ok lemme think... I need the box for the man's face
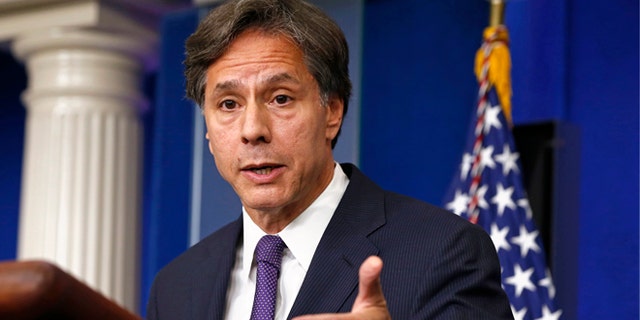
[202,29,343,228]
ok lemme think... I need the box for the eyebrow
[264,72,300,85]
[212,72,300,94]
[213,79,241,92]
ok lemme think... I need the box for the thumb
[291,256,390,320]
[351,256,387,313]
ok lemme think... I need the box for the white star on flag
[535,305,563,320]
[517,197,533,220]
[538,269,557,299]
[483,104,503,133]
[505,264,536,297]
[446,190,470,216]
[480,145,497,170]
[495,144,520,175]
[490,223,511,252]
[491,183,516,216]
[511,305,528,320]
[460,153,473,179]
[511,225,541,257]
[475,185,490,209]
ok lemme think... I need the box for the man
[147,0,513,319]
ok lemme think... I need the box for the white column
[11,26,152,312]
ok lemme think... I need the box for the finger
[352,256,385,312]
[292,257,389,320]
[292,313,350,320]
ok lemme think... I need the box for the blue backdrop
[0,51,25,262]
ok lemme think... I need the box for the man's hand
[292,256,391,320]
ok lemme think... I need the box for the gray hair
[184,0,352,148]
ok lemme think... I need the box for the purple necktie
[250,235,286,320]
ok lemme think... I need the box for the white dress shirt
[224,163,350,320]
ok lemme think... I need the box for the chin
[242,196,287,211]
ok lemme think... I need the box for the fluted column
[11,25,153,312]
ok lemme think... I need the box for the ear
[205,131,214,155]
[325,96,344,141]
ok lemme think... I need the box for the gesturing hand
[292,256,391,320]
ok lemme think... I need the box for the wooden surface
[0,260,141,320]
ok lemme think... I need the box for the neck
[246,162,337,234]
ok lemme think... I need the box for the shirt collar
[240,163,349,278]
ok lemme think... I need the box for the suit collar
[288,163,386,318]
[189,218,242,320]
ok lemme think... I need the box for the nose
[240,102,271,145]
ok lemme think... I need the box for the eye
[273,95,291,106]
[220,99,238,110]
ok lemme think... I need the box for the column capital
[0,0,181,70]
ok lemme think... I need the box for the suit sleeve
[415,222,514,320]
[146,275,159,320]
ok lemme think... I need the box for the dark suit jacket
[147,163,513,319]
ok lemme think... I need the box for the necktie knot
[255,235,286,266]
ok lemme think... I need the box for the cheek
[205,115,229,150]
[208,134,236,183]
[206,124,234,160]
[209,133,231,156]
[289,120,328,161]
[280,117,319,148]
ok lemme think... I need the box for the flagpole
[489,0,506,26]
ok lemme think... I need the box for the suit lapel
[189,218,242,320]
[288,164,386,318]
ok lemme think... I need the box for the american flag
[443,26,563,320]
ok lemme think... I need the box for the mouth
[243,164,284,175]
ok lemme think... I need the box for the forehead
[206,29,310,83]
